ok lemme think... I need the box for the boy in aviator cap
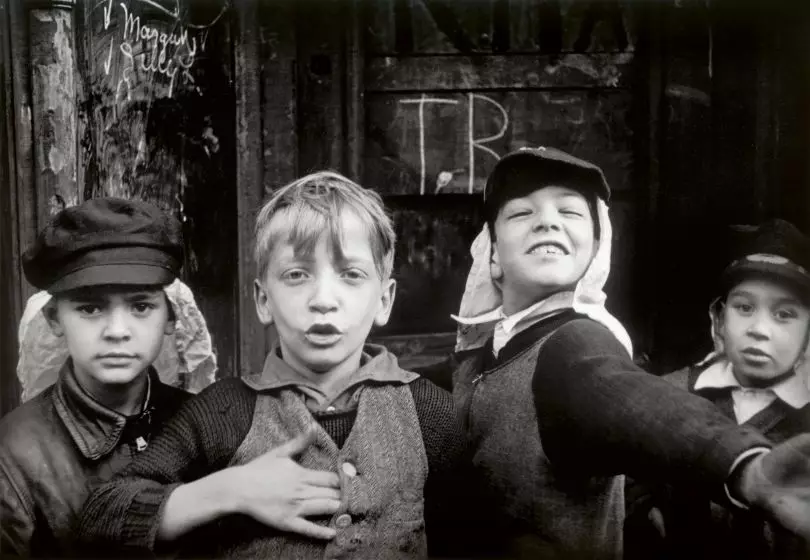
[446,147,810,559]
[629,219,810,559]
[0,198,199,557]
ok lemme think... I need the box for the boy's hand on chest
[230,429,342,540]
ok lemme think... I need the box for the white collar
[695,359,810,409]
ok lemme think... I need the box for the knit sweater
[444,310,773,559]
[78,374,469,558]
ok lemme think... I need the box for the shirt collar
[695,359,810,409]
[242,343,419,407]
[53,360,154,461]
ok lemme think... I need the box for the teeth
[531,245,564,256]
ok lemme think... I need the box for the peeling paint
[30,9,78,211]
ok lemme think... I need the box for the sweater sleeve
[531,318,771,493]
[78,378,256,554]
[410,377,480,558]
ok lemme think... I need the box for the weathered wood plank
[235,0,267,377]
[366,53,634,91]
[365,0,640,55]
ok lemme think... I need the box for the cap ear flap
[709,297,725,354]
[42,299,64,337]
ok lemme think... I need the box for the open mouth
[305,324,342,346]
[527,241,569,256]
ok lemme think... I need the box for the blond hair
[254,171,396,282]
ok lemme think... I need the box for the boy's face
[254,209,396,381]
[720,278,810,386]
[46,286,173,395]
[491,185,596,314]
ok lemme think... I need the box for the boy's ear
[163,320,176,336]
[253,279,274,325]
[373,278,397,327]
[42,300,64,337]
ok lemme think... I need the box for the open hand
[234,429,341,540]
[739,433,810,540]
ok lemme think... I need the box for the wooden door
[357,0,653,366]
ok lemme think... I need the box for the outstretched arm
[531,319,770,493]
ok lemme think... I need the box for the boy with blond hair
[79,171,466,558]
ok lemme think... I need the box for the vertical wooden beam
[296,0,345,173]
[28,0,78,221]
[0,0,23,416]
[8,0,35,312]
[345,0,364,180]
[234,0,267,377]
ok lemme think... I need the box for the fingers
[271,429,318,459]
[298,498,342,517]
[284,518,337,541]
[302,469,340,488]
[298,486,341,502]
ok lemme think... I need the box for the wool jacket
[628,364,810,560]
[447,310,772,559]
[0,362,189,557]
[78,345,469,559]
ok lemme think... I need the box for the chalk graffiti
[399,93,509,194]
[98,0,225,102]
[468,93,508,194]
[399,94,459,195]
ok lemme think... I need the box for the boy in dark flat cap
[440,146,810,559]
[628,219,810,560]
[0,198,192,557]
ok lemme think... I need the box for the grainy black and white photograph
[1,0,810,558]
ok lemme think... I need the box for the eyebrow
[728,290,803,306]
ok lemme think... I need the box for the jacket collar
[695,358,810,410]
[242,343,418,406]
[53,360,153,461]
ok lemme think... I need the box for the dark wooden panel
[379,195,484,336]
[365,0,639,55]
[366,53,634,91]
[77,0,239,377]
[295,0,346,174]
[364,90,634,195]
[0,0,22,416]
[233,0,266,377]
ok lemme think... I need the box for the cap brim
[487,151,611,203]
[722,261,810,297]
[47,264,176,293]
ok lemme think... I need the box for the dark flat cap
[23,198,183,293]
[484,146,611,219]
[721,219,810,297]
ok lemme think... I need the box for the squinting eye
[508,210,531,219]
[560,209,584,217]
